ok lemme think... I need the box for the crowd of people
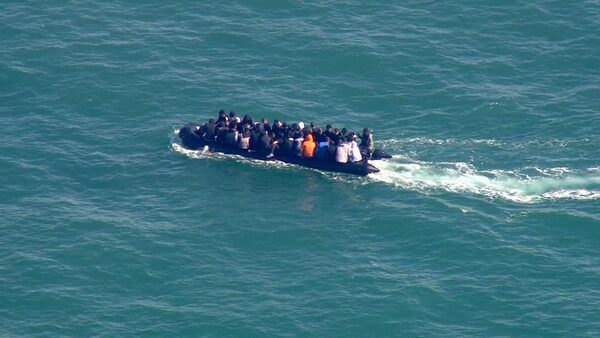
[195,110,375,164]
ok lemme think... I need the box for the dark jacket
[204,120,217,140]
[272,124,285,140]
[216,127,228,144]
[250,129,261,150]
[257,133,271,151]
[360,132,374,154]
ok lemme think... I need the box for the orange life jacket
[301,134,316,158]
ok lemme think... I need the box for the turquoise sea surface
[2,1,600,336]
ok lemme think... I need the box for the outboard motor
[372,148,392,160]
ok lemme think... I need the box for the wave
[369,156,600,203]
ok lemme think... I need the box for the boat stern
[366,163,380,174]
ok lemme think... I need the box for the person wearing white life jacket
[335,138,351,164]
[349,133,363,163]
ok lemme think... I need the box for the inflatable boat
[178,124,391,176]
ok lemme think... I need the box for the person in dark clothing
[283,128,294,156]
[265,120,284,157]
[250,126,261,150]
[280,122,289,139]
[216,123,229,144]
[194,124,204,137]
[327,137,337,161]
[229,111,237,123]
[324,126,335,141]
[204,118,217,141]
[216,110,227,125]
[215,121,228,144]
[272,120,285,140]
[261,118,272,135]
[331,128,341,145]
[340,128,348,140]
[215,112,228,129]
[291,124,304,156]
[225,122,239,147]
[314,128,324,143]
[240,115,253,131]
[359,128,375,159]
[257,126,271,152]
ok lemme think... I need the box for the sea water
[2,1,600,336]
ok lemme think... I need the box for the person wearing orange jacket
[301,133,316,158]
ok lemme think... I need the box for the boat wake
[369,156,600,203]
[171,143,297,171]
[171,131,600,203]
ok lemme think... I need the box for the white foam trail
[369,157,600,203]
[390,137,503,146]
[381,136,597,151]
[171,143,297,171]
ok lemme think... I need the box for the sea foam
[369,156,600,203]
